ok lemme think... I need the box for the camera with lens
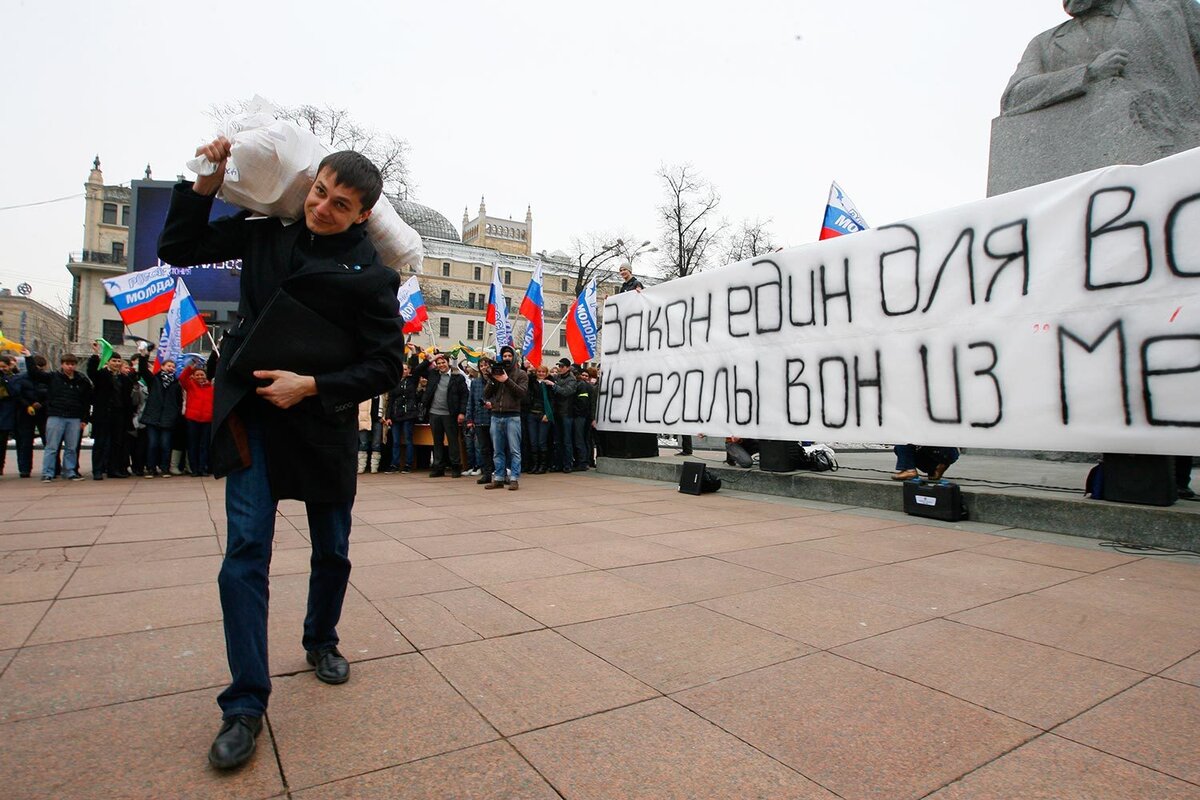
[490,362,507,377]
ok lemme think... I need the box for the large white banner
[598,148,1200,455]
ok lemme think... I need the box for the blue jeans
[43,416,81,478]
[555,416,575,470]
[390,419,415,468]
[464,424,480,469]
[217,417,354,719]
[187,420,211,475]
[526,412,550,450]
[146,424,173,474]
[894,444,960,474]
[571,417,589,467]
[491,414,522,481]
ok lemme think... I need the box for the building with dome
[387,194,621,359]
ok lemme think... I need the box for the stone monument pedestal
[987,85,1193,196]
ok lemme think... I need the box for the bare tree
[209,101,412,196]
[565,233,627,296]
[656,164,725,280]
[723,218,779,265]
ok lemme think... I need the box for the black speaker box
[679,461,721,495]
[903,479,968,521]
[604,431,660,459]
[1102,453,1176,506]
[758,440,803,472]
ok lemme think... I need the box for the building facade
[0,292,69,363]
[66,158,161,355]
[461,197,533,257]
[394,197,621,360]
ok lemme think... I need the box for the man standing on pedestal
[158,136,404,771]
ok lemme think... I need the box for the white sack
[187,97,424,273]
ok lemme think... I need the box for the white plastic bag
[187,97,423,273]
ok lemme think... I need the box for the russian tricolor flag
[174,278,206,346]
[565,279,599,364]
[819,181,870,240]
[396,276,429,334]
[519,263,545,367]
[487,264,512,348]
[101,264,176,325]
[154,278,205,373]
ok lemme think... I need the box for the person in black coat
[86,345,134,479]
[0,355,33,476]
[158,138,404,771]
[413,350,468,477]
[385,360,420,472]
[135,351,183,477]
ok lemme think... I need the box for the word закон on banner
[598,148,1200,456]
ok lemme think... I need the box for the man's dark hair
[61,353,78,364]
[317,151,383,212]
[33,355,47,369]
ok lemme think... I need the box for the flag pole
[544,311,570,343]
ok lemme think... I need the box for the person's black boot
[306,646,350,684]
[208,715,263,770]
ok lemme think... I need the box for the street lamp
[625,240,657,265]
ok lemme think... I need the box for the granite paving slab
[425,629,657,735]
[675,653,1037,800]
[513,697,837,799]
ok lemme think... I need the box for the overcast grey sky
[1,0,1070,312]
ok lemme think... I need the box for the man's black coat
[158,183,404,502]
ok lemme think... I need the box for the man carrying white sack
[158,136,405,771]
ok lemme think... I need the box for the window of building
[467,320,476,339]
[439,317,450,337]
[468,292,476,309]
[473,266,482,281]
[440,289,450,305]
[102,319,125,342]
[504,270,511,285]
[121,205,130,226]
[559,329,567,348]
[441,261,451,277]
[561,278,569,292]
[112,242,124,262]
[102,203,118,225]
[560,303,568,317]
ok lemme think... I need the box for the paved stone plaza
[1,466,1198,799]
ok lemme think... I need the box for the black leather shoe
[208,715,262,770]
[306,646,350,684]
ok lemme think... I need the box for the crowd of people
[0,343,214,481]
[355,343,601,490]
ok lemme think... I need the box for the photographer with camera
[482,344,528,491]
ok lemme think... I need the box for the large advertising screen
[128,180,243,305]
